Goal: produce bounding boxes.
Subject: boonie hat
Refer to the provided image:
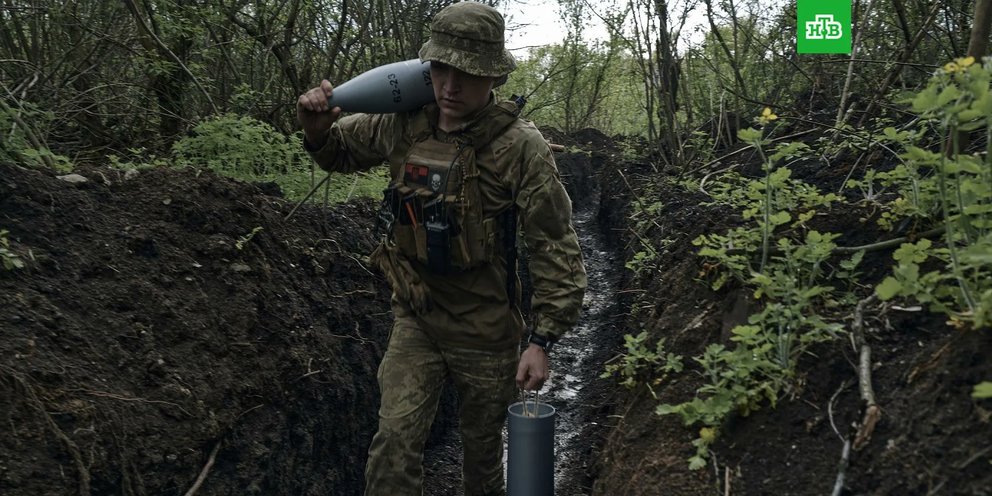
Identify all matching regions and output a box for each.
[418,1,517,77]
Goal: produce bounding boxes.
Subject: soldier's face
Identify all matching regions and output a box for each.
[431,62,495,128]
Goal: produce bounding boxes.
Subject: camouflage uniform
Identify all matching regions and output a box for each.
[305,2,586,495]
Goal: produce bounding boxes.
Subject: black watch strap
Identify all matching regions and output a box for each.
[527,332,555,353]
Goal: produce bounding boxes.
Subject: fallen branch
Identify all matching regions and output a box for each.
[851,294,881,451]
[183,440,221,496]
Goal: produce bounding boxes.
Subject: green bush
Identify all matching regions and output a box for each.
[0,101,72,171]
[170,114,387,203]
[874,57,992,329]
[172,114,309,177]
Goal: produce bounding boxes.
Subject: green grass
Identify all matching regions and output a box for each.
[264,166,389,203]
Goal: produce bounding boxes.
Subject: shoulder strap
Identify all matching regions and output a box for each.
[461,97,524,149]
[408,108,433,143]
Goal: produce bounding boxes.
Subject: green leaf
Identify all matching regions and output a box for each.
[959,250,992,265]
[688,456,707,471]
[973,92,992,114]
[656,403,680,416]
[770,211,792,226]
[893,239,931,264]
[737,128,762,142]
[972,382,992,399]
[904,146,940,163]
[957,157,985,175]
[840,250,865,271]
[957,120,986,132]
[936,85,961,106]
[876,277,904,300]
[963,204,992,215]
[956,108,983,123]
[730,325,761,342]
[911,85,938,112]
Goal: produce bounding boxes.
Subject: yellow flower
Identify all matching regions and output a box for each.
[758,107,778,125]
[944,57,976,74]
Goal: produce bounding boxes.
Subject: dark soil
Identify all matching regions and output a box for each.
[0,133,621,496]
[2,121,990,496]
[1,164,391,495]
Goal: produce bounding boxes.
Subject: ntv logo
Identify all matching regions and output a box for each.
[797,0,851,54]
[805,14,843,40]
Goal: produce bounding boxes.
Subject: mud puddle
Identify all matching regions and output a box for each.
[538,190,620,493]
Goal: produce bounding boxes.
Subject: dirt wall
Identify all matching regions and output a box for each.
[1,164,390,495]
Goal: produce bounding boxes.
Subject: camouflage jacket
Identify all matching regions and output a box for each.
[306,96,587,349]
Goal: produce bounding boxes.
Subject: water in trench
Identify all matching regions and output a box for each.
[424,180,622,495]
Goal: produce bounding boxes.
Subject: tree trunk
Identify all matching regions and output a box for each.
[967,0,992,58]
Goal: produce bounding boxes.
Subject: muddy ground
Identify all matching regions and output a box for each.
[2,126,990,496]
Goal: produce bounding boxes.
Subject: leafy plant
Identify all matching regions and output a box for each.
[659,113,855,470]
[0,101,72,172]
[601,331,683,393]
[235,226,263,251]
[169,114,387,203]
[107,147,171,169]
[172,114,309,177]
[0,230,25,271]
[624,190,665,276]
[874,57,992,329]
[695,128,838,291]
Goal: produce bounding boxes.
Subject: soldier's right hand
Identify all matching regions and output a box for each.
[297,80,342,149]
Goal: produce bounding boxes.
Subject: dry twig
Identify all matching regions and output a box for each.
[724,466,731,496]
[851,295,881,450]
[183,441,221,496]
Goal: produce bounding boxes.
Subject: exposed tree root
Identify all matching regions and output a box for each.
[183,440,222,496]
[831,439,852,496]
[2,366,92,495]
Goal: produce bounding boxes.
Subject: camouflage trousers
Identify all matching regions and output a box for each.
[364,310,519,496]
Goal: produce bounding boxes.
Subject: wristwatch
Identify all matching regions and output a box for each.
[527,331,555,354]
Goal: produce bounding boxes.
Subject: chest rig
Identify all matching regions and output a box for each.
[378,98,523,274]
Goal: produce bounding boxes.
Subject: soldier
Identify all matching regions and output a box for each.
[296,2,586,495]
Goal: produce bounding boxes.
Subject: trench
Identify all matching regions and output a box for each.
[423,158,623,495]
